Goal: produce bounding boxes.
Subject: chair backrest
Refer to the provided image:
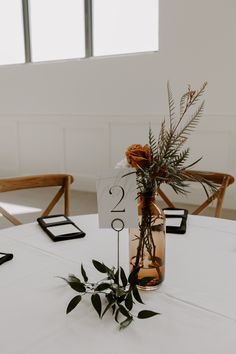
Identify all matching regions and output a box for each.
[0,174,74,225]
[157,170,234,218]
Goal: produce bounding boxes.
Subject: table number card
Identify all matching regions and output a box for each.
[96,168,138,229]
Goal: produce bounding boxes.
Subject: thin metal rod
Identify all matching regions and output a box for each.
[84,0,93,57]
[117,230,120,272]
[111,218,124,287]
[22,0,31,62]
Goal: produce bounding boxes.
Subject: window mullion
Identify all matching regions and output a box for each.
[22,0,31,62]
[84,0,93,57]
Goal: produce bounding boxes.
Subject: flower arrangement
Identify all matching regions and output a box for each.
[63,82,213,327]
[123,82,214,289]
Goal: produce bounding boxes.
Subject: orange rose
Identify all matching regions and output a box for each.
[126,144,151,169]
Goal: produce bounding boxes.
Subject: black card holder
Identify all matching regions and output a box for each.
[0,252,13,265]
[37,214,86,242]
[163,208,188,234]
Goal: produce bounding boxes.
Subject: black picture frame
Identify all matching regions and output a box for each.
[163,208,188,234]
[37,214,86,242]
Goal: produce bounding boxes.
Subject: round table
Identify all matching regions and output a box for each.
[0,214,236,354]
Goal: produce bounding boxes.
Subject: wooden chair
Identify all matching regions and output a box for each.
[0,174,74,225]
[157,170,234,218]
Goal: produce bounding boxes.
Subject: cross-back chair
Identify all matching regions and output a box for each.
[0,174,74,226]
[157,170,234,218]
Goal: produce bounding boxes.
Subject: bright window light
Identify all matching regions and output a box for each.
[29,0,85,62]
[93,0,159,56]
[0,202,41,215]
[0,0,25,65]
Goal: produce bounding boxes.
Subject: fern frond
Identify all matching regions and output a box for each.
[190,81,208,106]
[183,157,202,169]
[175,101,205,140]
[172,148,190,167]
[158,129,180,160]
[158,120,166,144]
[159,131,183,159]
[167,81,176,131]
[168,181,189,195]
[158,121,166,143]
[181,170,217,197]
[180,92,188,116]
[149,128,158,160]
[171,136,188,153]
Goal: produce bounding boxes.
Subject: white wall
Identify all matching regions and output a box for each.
[0,0,235,210]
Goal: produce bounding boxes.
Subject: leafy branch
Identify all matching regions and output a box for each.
[62,260,159,330]
[136,81,216,195]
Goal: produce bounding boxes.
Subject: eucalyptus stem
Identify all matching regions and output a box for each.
[64,260,159,329]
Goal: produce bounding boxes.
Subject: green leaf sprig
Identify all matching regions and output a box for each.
[62,260,160,330]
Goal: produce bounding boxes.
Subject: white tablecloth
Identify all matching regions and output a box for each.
[0,214,236,354]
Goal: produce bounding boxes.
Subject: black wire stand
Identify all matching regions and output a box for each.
[111,218,125,284]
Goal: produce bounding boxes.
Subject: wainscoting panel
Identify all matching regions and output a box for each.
[189,130,231,171]
[18,122,65,174]
[64,122,110,190]
[0,121,19,176]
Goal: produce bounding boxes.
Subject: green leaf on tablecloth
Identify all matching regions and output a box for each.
[137,310,160,319]
[92,259,107,273]
[114,269,119,285]
[81,263,88,282]
[95,283,111,291]
[132,285,144,304]
[118,304,130,318]
[66,295,82,314]
[91,293,102,317]
[111,304,116,315]
[102,299,116,318]
[115,308,120,323]
[68,274,81,283]
[128,267,140,286]
[125,291,133,311]
[120,267,128,287]
[68,281,86,293]
[119,316,133,330]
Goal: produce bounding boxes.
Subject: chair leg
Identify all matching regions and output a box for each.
[64,176,71,216]
[42,187,64,216]
[192,191,218,216]
[157,188,175,208]
[0,206,22,226]
[214,176,230,217]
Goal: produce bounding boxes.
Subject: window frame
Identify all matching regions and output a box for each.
[5,0,158,66]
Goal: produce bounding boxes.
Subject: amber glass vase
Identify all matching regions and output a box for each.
[129,192,166,290]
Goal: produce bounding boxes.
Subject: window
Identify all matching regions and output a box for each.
[0,0,25,65]
[0,0,158,66]
[93,0,158,56]
[29,0,85,62]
